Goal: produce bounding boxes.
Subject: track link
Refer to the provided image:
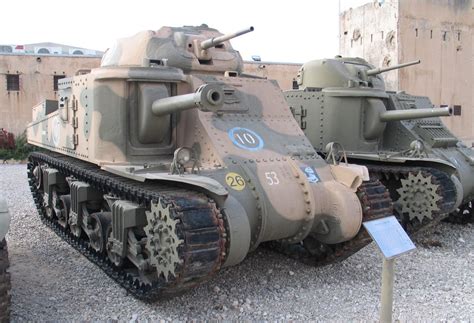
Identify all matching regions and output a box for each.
[367,164,457,234]
[265,178,393,266]
[445,201,474,224]
[0,239,10,323]
[27,151,226,301]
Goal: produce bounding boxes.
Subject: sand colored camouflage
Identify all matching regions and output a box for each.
[25,26,386,299]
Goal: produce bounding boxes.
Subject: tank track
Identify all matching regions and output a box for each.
[0,239,11,323]
[265,178,393,266]
[367,164,457,234]
[27,151,226,301]
[445,201,474,224]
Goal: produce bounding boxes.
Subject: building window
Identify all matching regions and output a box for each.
[0,45,12,53]
[37,48,50,54]
[6,74,19,91]
[453,105,462,116]
[53,75,66,91]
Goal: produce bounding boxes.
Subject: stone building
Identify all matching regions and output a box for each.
[339,0,474,143]
[0,42,300,136]
[243,61,301,90]
[0,43,103,135]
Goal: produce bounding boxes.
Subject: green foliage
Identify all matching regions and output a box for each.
[0,132,37,161]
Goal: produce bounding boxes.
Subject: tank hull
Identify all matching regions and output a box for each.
[24,28,392,299]
[286,58,474,224]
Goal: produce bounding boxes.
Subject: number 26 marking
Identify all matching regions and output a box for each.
[265,171,280,185]
[225,172,246,191]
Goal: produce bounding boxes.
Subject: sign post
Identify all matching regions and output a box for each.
[363,216,416,323]
[380,258,394,322]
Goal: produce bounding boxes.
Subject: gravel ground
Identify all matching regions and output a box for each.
[1,163,473,321]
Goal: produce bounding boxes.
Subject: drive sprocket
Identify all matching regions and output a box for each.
[396,171,441,222]
[144,200,184,282]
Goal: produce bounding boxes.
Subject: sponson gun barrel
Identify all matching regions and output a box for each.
[366,60,421,76]
[200,27,254,50]
[380,106,452,122]
[152,84,224,116]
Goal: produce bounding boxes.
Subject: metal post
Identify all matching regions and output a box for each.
[380,258,394,323]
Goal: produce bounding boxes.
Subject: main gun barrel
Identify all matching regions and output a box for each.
[366,60,421,76]
[152,84,224,116]
[200,26,254,50]
[379,106,452,122]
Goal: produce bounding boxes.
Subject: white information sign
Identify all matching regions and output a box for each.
[363,216,416,259]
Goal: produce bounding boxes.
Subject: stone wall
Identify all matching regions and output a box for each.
[0,56,301,136]
[339,0,474,143]
[0,55,101,135]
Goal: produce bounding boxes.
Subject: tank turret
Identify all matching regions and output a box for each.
[25,26,393,300]
[101,24,253,73]
[286,56,474,228]
[295,57,420,91]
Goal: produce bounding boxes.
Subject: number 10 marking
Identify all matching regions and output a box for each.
[228,127,264,151]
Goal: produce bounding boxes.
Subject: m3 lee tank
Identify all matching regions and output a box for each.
[26,27,391,300]
[285,56,474,229]
[0,198,11,321]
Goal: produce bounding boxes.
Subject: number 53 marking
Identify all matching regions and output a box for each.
[265,171,280,185]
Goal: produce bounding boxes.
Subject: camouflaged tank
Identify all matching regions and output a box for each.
[0,198,11,321]
[26,26,392,300]
[285,56,474,231]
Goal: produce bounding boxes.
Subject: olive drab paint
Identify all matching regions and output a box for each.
[286,56,474,224]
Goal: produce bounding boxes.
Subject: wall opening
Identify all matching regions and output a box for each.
[453,105,462,116]
[6,74,20,91]
[37,48,50,54]
[53,75,66,91]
